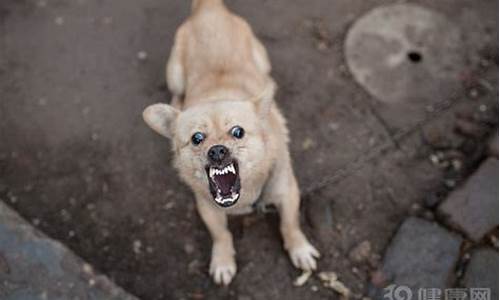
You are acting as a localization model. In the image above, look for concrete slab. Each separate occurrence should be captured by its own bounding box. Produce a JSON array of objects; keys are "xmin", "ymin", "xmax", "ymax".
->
[
  {"xmin": 463, "ymin": 248, "xmax": 499, "ymax": 300},
  {"xmin": 0, "ymin": 201, "xmax": 137, "ymax": 300},
  {"xmin": 381, "ymin": 217, "xmax": 462, "ymax": 290},
  {"xmin": 438, "ymin": 158, "xmax": 499, "ymax": 241}
]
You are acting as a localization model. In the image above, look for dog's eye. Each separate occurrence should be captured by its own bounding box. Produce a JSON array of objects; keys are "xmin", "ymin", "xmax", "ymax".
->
[
  {"xmin": 191, "ymin": 132, "xmax": 205, "ymax": 145},
  {"xmin": 230, "ymin": 126, "xmax": 245, "ymax": 139}
]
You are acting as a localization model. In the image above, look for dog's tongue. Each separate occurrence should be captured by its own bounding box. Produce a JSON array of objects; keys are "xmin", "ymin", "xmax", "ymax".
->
[{"xmin": 213, "ymin": 173, "xmax": 237, "ymax": 196}]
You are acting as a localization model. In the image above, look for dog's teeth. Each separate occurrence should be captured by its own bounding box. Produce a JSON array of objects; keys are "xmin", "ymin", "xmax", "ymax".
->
[
  {"xmin": 229, "ymin": 164, "xmax": 235, "ymax": 174},
  {"xmin": 210, "ymin": 168, "xmax": 215, "ymax": 177}
]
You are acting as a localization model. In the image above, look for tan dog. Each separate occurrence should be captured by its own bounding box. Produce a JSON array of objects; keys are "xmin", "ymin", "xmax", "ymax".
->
[{"xmin": 143, "ymin": 0, "xmax": 319, "ymax": 285}]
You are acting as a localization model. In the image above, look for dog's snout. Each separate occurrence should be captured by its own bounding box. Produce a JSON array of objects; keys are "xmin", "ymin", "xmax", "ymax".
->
[{"xmin": 208, "ymin": 145, "xmax": 229, "ymax": 164}]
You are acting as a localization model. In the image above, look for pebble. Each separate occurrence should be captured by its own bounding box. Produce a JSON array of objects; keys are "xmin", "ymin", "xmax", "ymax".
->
[
  {"xmin": 133, "ymin": 240, "xmax": 142, "ymax": 254},
  {"xmin": 54, "ymin": 17, "xmax": 64, "ymax": 26},
  {"xmin": 184, "ymin": 243, "xmax": 194, "ymax": 255},
  {"xmin": 349, "ymin": 241, "xmax": 372, "ymax": 263},
  {"xmin": 163, "ymin": 202, "xmax": 175, "ymax": 210},
  {"xmin": 468, "ymin": 88, "xmax": 479, "ymax": 98},
  {"xmin": 137, "ymin": 51, "xmax": 148, "ymax": 61},
  {"xmin": 302, "ymin": 138, "xmax": 315, "ymax": 150},
  {"xmin": 37, "ymin": 0, "xmax": 47, "ymax": 7}
]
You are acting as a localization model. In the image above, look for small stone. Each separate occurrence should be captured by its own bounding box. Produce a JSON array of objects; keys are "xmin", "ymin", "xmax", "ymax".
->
[
  {"xmin": 479, "ymin": 104, "xmax": 487, "ymax": 112},
  {"xmin": 60, "ymin": 209, "xmax": 71, "ymax": 222},
  {"xmin": 468, "ymin": 88, "xmax": 479, "ymax": 98},
  {"xmin": 438, "ymin": 158, "xmax": 498, "ymax": 241},
  {"xmin": 451, "ymin": 159, "xmax": 462, "ymax": 171},
  {"xmin": 82, "ymin": 263, "xmax": 93, "ymax": 274},
  {"xmin": 38, "ymin": 98, "xmax": 47, "ymax": 106},
  {"xmin": 381, "ymin": 217, "xmax": 462, "ymax": 290},
  {"xmin": 37, "ymin": 0, "xmax": 47, "ymax": 7},
  {"xmin": 293, "ymin": 270, "xmax": 312, "ymax": 287},
  {"xmin": 184, "ymin": 243, "xmax": 194, "ymax": 255},
  {"xmin": 463, "ymin": 248, "xmax": 498, "ymax": 300},
  {"xmin": 444, "ymin": 179, "xmax": 456, "ymax": 188},
  {"xmin": 54, "ymin": 17, "xmax": 64, "ymax": 26},
  {"xmin": 9, "ymin": 195, "xmax": 17, "ymax": 204},
  {"xmin": 410, "ymin": 203, "xmax": 422, "ymax": 214},
  {"xmin": 349, "ymin": 241, "xmax": 372, "ymax": 263},
  {"xmin": 302, "ymin": 138, "xmax": 315, "ymax": 150},
  {"xmin": 137, "ymin": 51, "xmax": 148, "ymax": 61},
  {"xmin": 101, "ymin": 228, "xmax": 110, "ymax": 237},
  {"xmin": 328, "ymin": 122, "xmax": 340, "ymax": 131},
  {"xmin": 133, "ymin": 240, "xmax": 142, "ymax": 254},
  {"xmin": 163, "ymin": 202, "xmax": 175, "ymax": 210}
]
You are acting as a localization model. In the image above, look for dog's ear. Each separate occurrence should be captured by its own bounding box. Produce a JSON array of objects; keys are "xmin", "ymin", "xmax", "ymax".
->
[
  {"xmin": 253, "ymin": 80, "xmax": 276, "ymax": 117},
  {"xmin": 143, "ymin": 103, "xmax": 180, "ymax": 139}
]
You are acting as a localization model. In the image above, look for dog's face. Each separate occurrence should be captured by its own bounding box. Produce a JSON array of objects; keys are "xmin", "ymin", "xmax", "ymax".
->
[{"xmin": 143, "ymin": 97, "xmax": 273, "ymax": 208}]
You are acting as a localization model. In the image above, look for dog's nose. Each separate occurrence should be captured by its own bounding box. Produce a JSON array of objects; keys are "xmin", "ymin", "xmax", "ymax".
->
[{"xmin": 208, "ymin": 145, "xmax": 229, "ymax": 164}]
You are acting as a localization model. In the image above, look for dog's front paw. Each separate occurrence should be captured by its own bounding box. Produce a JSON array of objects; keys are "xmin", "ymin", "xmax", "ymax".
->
[
  {"xmin": 209, "ymin": 253, "xmax": 237, "ymax": 285},
  {"xmin": 288, "ymin": 241, "xmax": 320, "ymax": 271}
]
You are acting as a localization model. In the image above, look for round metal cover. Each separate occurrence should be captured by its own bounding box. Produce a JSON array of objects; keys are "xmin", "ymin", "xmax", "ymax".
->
[{"xmin": 345, "ymin": 4, "xmax": 464, "ymax": 104}]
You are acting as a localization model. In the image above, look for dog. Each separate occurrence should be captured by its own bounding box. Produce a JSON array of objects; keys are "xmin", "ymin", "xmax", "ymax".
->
[{"xmin": 143, "ymin": 0, "xmax": 319, "ymax": 285}]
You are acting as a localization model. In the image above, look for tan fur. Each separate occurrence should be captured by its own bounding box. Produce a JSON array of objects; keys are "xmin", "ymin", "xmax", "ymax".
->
[{"xmin": 143, "ymin": 0, "xmax": 319, "ymax": 285}]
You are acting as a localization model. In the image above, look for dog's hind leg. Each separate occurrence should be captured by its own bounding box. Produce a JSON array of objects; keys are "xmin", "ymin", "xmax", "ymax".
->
[
  {"xmin": 250, "ymin": 36, "xmax": 271, "ymax": 75},
  {"xmin": 166, "ymin": 29, "xmax": 186, "ymax": 110}
]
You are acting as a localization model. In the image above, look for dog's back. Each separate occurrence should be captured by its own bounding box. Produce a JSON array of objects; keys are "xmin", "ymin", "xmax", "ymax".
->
[{"xmin": 171, "ymin": 0, "xmax": 271, "ymax": 106}]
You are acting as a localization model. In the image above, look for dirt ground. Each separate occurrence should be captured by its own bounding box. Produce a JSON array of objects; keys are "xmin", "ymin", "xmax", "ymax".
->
[{"xmin": 0, "ymin": 0, "xmax": 498, "ymax": 299}]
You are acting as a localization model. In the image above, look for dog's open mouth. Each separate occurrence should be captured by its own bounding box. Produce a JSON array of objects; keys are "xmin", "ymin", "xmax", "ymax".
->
[{"xmin": 206, "ymin": 161, "xmax": 240, "ymax": 207}]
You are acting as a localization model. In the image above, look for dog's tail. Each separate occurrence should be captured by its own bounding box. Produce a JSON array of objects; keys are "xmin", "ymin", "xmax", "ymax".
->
[{"xmin": 191, "ymin": 0, "xmax": 226, "ymax": 12}]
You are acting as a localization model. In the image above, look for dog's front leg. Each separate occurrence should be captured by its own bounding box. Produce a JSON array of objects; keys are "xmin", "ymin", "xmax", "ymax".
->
[
  {"xmin": 265, "ymin": 156, "xmax": 320, "ymax": 271},
  {"xmin": 196, "ymin": 196, "xmax": 237, "ymax": 285}
]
